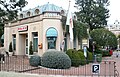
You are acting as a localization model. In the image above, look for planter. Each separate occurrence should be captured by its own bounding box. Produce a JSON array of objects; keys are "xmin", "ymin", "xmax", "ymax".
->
[{"xmin": 9, "ymin": 52, "xmax": 13, "ymax": 56}]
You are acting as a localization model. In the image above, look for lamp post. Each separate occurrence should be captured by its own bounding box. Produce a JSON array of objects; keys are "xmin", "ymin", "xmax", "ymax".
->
[{"xmin": 93, "ymin": 41, "xmax": 96, "ymax": 62}]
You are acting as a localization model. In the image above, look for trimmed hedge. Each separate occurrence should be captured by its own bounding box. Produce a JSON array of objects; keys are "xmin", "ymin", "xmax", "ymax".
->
[
  {"xmin": 87, "ymin": 51, "xmax": 93, "ymax": 62},
  {"xmin": 77, "ymin": 51, "xmax": 86, "ymax": 65},
  {"xmin": 29, "ymin": 55, "xmax": 41, "ymax": 67},
  {"xmin": 66, "ymin": 49, "xmax": 80, "ymax": 67},
  {"xmin": 41, "ymin": 50, "xmax": 71, "ymax": 69}
]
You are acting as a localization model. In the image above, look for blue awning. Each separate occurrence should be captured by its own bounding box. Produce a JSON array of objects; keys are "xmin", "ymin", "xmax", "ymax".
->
[{"xmin": 46, "ymin": 28, "xmax": 58, "ymax": 37}]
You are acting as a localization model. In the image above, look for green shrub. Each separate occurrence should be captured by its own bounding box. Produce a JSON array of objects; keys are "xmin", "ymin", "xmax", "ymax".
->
[
  {"xmin": 66, "ymin": 49, "xmax": 76, "ymax": 58},
  {"xmin": 41, "ymin": 50, "xmax": 71, "ymax": 69},
  {"xmin": 77, "ymin": 51, "xmax": 86, "ymax": 65},
  {"xmin": 102, "ymin": 50, "xmax": 110, "ymax": 57},
  {"xmin": 95, "ymin": 49, "xmax": 103, "ymax": 54},
  {"xmin": 87, "ymin": 51, "xmax": 93, "ymax": 63},
  {"xmin": 29, "ymin": 41, "xmax": 33, "ymax": 55},
  {"xmin": 96, "ymin": 54, "xmax": 102, "ymax": 63},
  {"xmin": 66, "ymin": 49, "xmax": 80, "ymax": 67},
  {"xmin": 29, "ymin": 55, "xmax": 41, "ymax": 67}
]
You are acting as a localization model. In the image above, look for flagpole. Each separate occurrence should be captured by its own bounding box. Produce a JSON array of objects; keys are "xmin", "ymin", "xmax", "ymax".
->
[{"xmin": 64, "ymin": 0, "xmax": 71, "ymax": 52}]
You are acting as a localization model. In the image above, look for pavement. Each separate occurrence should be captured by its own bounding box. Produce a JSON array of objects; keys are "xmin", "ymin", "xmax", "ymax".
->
[{"xmin": 0, "ymin": 72, "xmax": 113, "ymax": 77}]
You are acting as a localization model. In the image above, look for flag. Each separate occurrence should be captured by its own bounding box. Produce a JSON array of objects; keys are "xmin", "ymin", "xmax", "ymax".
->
[{"xmin": 66, "ymin": 4, "xmax": 73, "ymax": 42}]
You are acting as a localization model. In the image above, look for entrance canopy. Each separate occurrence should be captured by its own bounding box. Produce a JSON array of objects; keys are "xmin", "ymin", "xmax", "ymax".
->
[{"xmin": 46, "ymin": 28, "xmax": 58, "ymax": 37}]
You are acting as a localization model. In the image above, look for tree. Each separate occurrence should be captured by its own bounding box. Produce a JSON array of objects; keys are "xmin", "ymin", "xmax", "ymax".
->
[
  {"xmin": 90, "ymin": 28, "xmax": 117, "ymax": 49},
  {"xmin": 75, "ymin": 0, "xmax": 110, "ymax": 30},
  {"xmin": 73, "ymin": 20, "xmax": 88, "ymax": 48},
  {"xmin": 0, "ymin": 0, "xmax": 27, "ymax": 38}
]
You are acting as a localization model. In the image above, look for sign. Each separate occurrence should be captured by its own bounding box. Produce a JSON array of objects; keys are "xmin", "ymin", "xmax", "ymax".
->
[
  {"xmin": 18, "ymin": 26, "xmax": 28, "ymax": 32},
  {"xmin": 92, "ymin": 64, "xmax": 100, "ymax": 74},
  {"xmin": 83, "ymin": 46, "xmax": 87, "ymax": 57},
  {"xmin": 60, "ymin": 40, "xmax": 65, "ymax": 51}
]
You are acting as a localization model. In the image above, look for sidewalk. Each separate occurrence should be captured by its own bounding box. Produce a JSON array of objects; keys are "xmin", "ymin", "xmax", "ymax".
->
[{"xmin": 0, "ymin": 71, "xmax": 113, "ymax": 77}]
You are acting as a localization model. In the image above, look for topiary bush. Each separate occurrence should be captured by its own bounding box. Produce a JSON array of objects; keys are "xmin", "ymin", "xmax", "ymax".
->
[
  {"xmin": 41, "ymin": 50, "xmax": 71, "ymax": 69},
  {"xmin": 77, "ymin": 51, "xmax": 86, "ymax": 65},
  {"xmin": 66, "ymin": 49, "xmax": 76, "ymax": 59},
  {"xmin": 87, "ymin": 51, "xmax": 93, "ymax": 63},
  {"xmin": 29, "ymin": 55, "xmax": 41, "ymax": 67},
  {"xmin": 66, "ymin": 49, "xmax": 80, "ymax": 67}
]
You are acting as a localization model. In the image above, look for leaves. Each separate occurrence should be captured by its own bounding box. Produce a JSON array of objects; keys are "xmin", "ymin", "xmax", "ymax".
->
[
  {"xmin": 75, "ymin": 0, "xmax": 110, "ymax": 30},
  {"xmin": 90, "ymin": 28, "xmax": 117, "ymax": 48},
  {"xmin": 0, "ymin": 0, "xmax": 27, "ymax": 39},
  {"xmin": 73, "ymin": 20, "xmax": 88, "ymax": 41}
]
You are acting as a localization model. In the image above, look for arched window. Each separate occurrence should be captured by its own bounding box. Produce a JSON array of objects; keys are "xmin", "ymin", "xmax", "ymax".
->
[
  {"xmin": 46, "ymin": 28, "xmax": 58, "ymax": 49},
  {"xmin": 61, "ymin": 10, "xmax": 64, "ymax": 15},
  {"xmin": 26, "ymin": 11, "xmax": 31, "ymax": 17},
  {"xmin": 35, "ymin": 9, "xmax": 40, "ymax": 15},
  {"xmin": 20, "ymin": 14, "xmax": 23, "ymax": 19}
]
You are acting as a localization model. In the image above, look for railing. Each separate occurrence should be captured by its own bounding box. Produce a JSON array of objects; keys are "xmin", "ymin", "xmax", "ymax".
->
[{"xmin": 0, "ymin": 55, "xmax": 117, "ymax": 77}]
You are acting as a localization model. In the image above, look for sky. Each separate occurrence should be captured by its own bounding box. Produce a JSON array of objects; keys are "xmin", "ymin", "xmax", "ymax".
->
[{"xmin": 23, "ymin": 0, "xmax": 120, "ymax": 25}]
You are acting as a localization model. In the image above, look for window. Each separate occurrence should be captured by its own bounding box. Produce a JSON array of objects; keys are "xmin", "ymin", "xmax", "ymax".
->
[
  {"xmin": 46, "ymin": 28, "xmax": 58, "ymax": 49},
  {"xmin": 47, "ymin": 37, "xmax": 56, "ymax": 49},
  {"xmin": 33, "ymin": 32, "xmax": 38, "ymax": 52},
  {"xmin": 20, "ymin": 14, "xmax": 23, "ymax": 19},
  {"xmin": 26, "ymin": 11, "xmax": 31, "ymax": 17},
  {"xmin": 35, "ymin": 9, "xmax": 40, "ymax": 15},
  {"xmin": 13, "ymin": 35, "xmax": 16, "ymax": 50}
]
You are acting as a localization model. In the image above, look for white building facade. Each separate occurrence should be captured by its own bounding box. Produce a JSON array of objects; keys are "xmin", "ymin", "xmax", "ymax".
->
[{"xmin": 4, "ymin": 3, "xmax": 81, "ymax": 56}]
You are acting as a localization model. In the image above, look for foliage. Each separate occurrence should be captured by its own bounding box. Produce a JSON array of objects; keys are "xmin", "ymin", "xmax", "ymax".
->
[
  {"xmin": 73, "ymin": 20, "xmax": 88, "ymax": 48},
  {"xmin": 41, "ymin": 50, "xmax": 71, "ymax": 69},
  {"xmin": 29, "ymin": 41, "xmax": 33, "ymax": 55},
  {"xmin": 96, "ymin": 54, "xmax": 102, "ymax": 62},
  {"xmin": 87, "ymin": 51, "xmax": 93, "ymax": 62},
  {"xmin": 0, "ymin": 0, "xmax": 27, "ymax": 39},
  {"xmin": 75, "ymin": 0, "xmax": 110, "ymax": 30},
  {"xmin": 118, "ymin": 34, "xmax": 120, "ymax": 39},
  {"xmin": 77, "ymin": 50, "xmax": 86, "ymax": 65},
  {"xmin": 66, "ymin": 49, "xmax": 83, "ymax": 67},
  {"xmin": 73, "ymin": 20, "xmax": 88, "ymax": 40},
  {"xmin": 29, "ymin": 55, "xmax": 41, "ymax": 67},
  {"xmin": 9, "ymin": 42, "xmax": 13, "ymax": 52},
  {"xmin": 102, "ymin": 50, "xmax": 111, "ymax": 57},
  {"xmin": 90, "ymin": 28, "xmax": 117, "ymax": 49}
]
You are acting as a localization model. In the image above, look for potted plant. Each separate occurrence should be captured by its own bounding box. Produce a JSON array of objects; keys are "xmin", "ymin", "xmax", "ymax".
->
[
  {"xmin": 29, "ymin": 41, "xmax": 33, "ymax": 55},
  {"xmin": 9, "ymin": 42, "xmax": 13, "ymax": 56}
]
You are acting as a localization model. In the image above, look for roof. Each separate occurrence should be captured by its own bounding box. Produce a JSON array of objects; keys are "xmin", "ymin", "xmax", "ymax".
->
[{"xmin": 19, "ymin": 2, "xmax": 66, "ymax": 19}]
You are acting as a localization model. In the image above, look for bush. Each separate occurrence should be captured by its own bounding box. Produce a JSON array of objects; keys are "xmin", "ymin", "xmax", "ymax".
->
[
  {"xmin": 66, "ymin": 49, "xmax": 76, "ymax": 58},
  {"xmin": 41, "ymin": 50, "xmax": 71, "ymax": 69},
  {"xmin": 29, "ymin": 55, "xmax": 41, "ymax": 67},
  {"xmin": 66, "ymin": 49, "xmax": 80, "ymax": 67},
  {"xmin": 87, "ymin": 51, "xmax": 93, "ymax": 63},
  {"xmin": 77, "ymin": 51, "xmax": 86, "ymax": 65},
  {"xmin": 102, "ymin": 50, "xmax": 110, "ymax": 57}
]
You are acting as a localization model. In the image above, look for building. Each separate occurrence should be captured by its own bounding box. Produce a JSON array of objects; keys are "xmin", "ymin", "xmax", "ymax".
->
[
  {"xmin": 4, "ymin": 3, "xmax": 82, "ymax": 56},
  {"xmin": 106, "ymin": 20, "xmax": 120, "ymax": 49},
  {"xmin": 106, "ymin": 21, "xmax": 120, "ymax": 37}
]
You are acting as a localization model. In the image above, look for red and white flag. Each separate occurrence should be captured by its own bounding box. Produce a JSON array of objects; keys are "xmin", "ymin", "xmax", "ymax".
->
[{"xmin": 66, "ymin": 4, "xmax": 73, "ymax": 42}]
